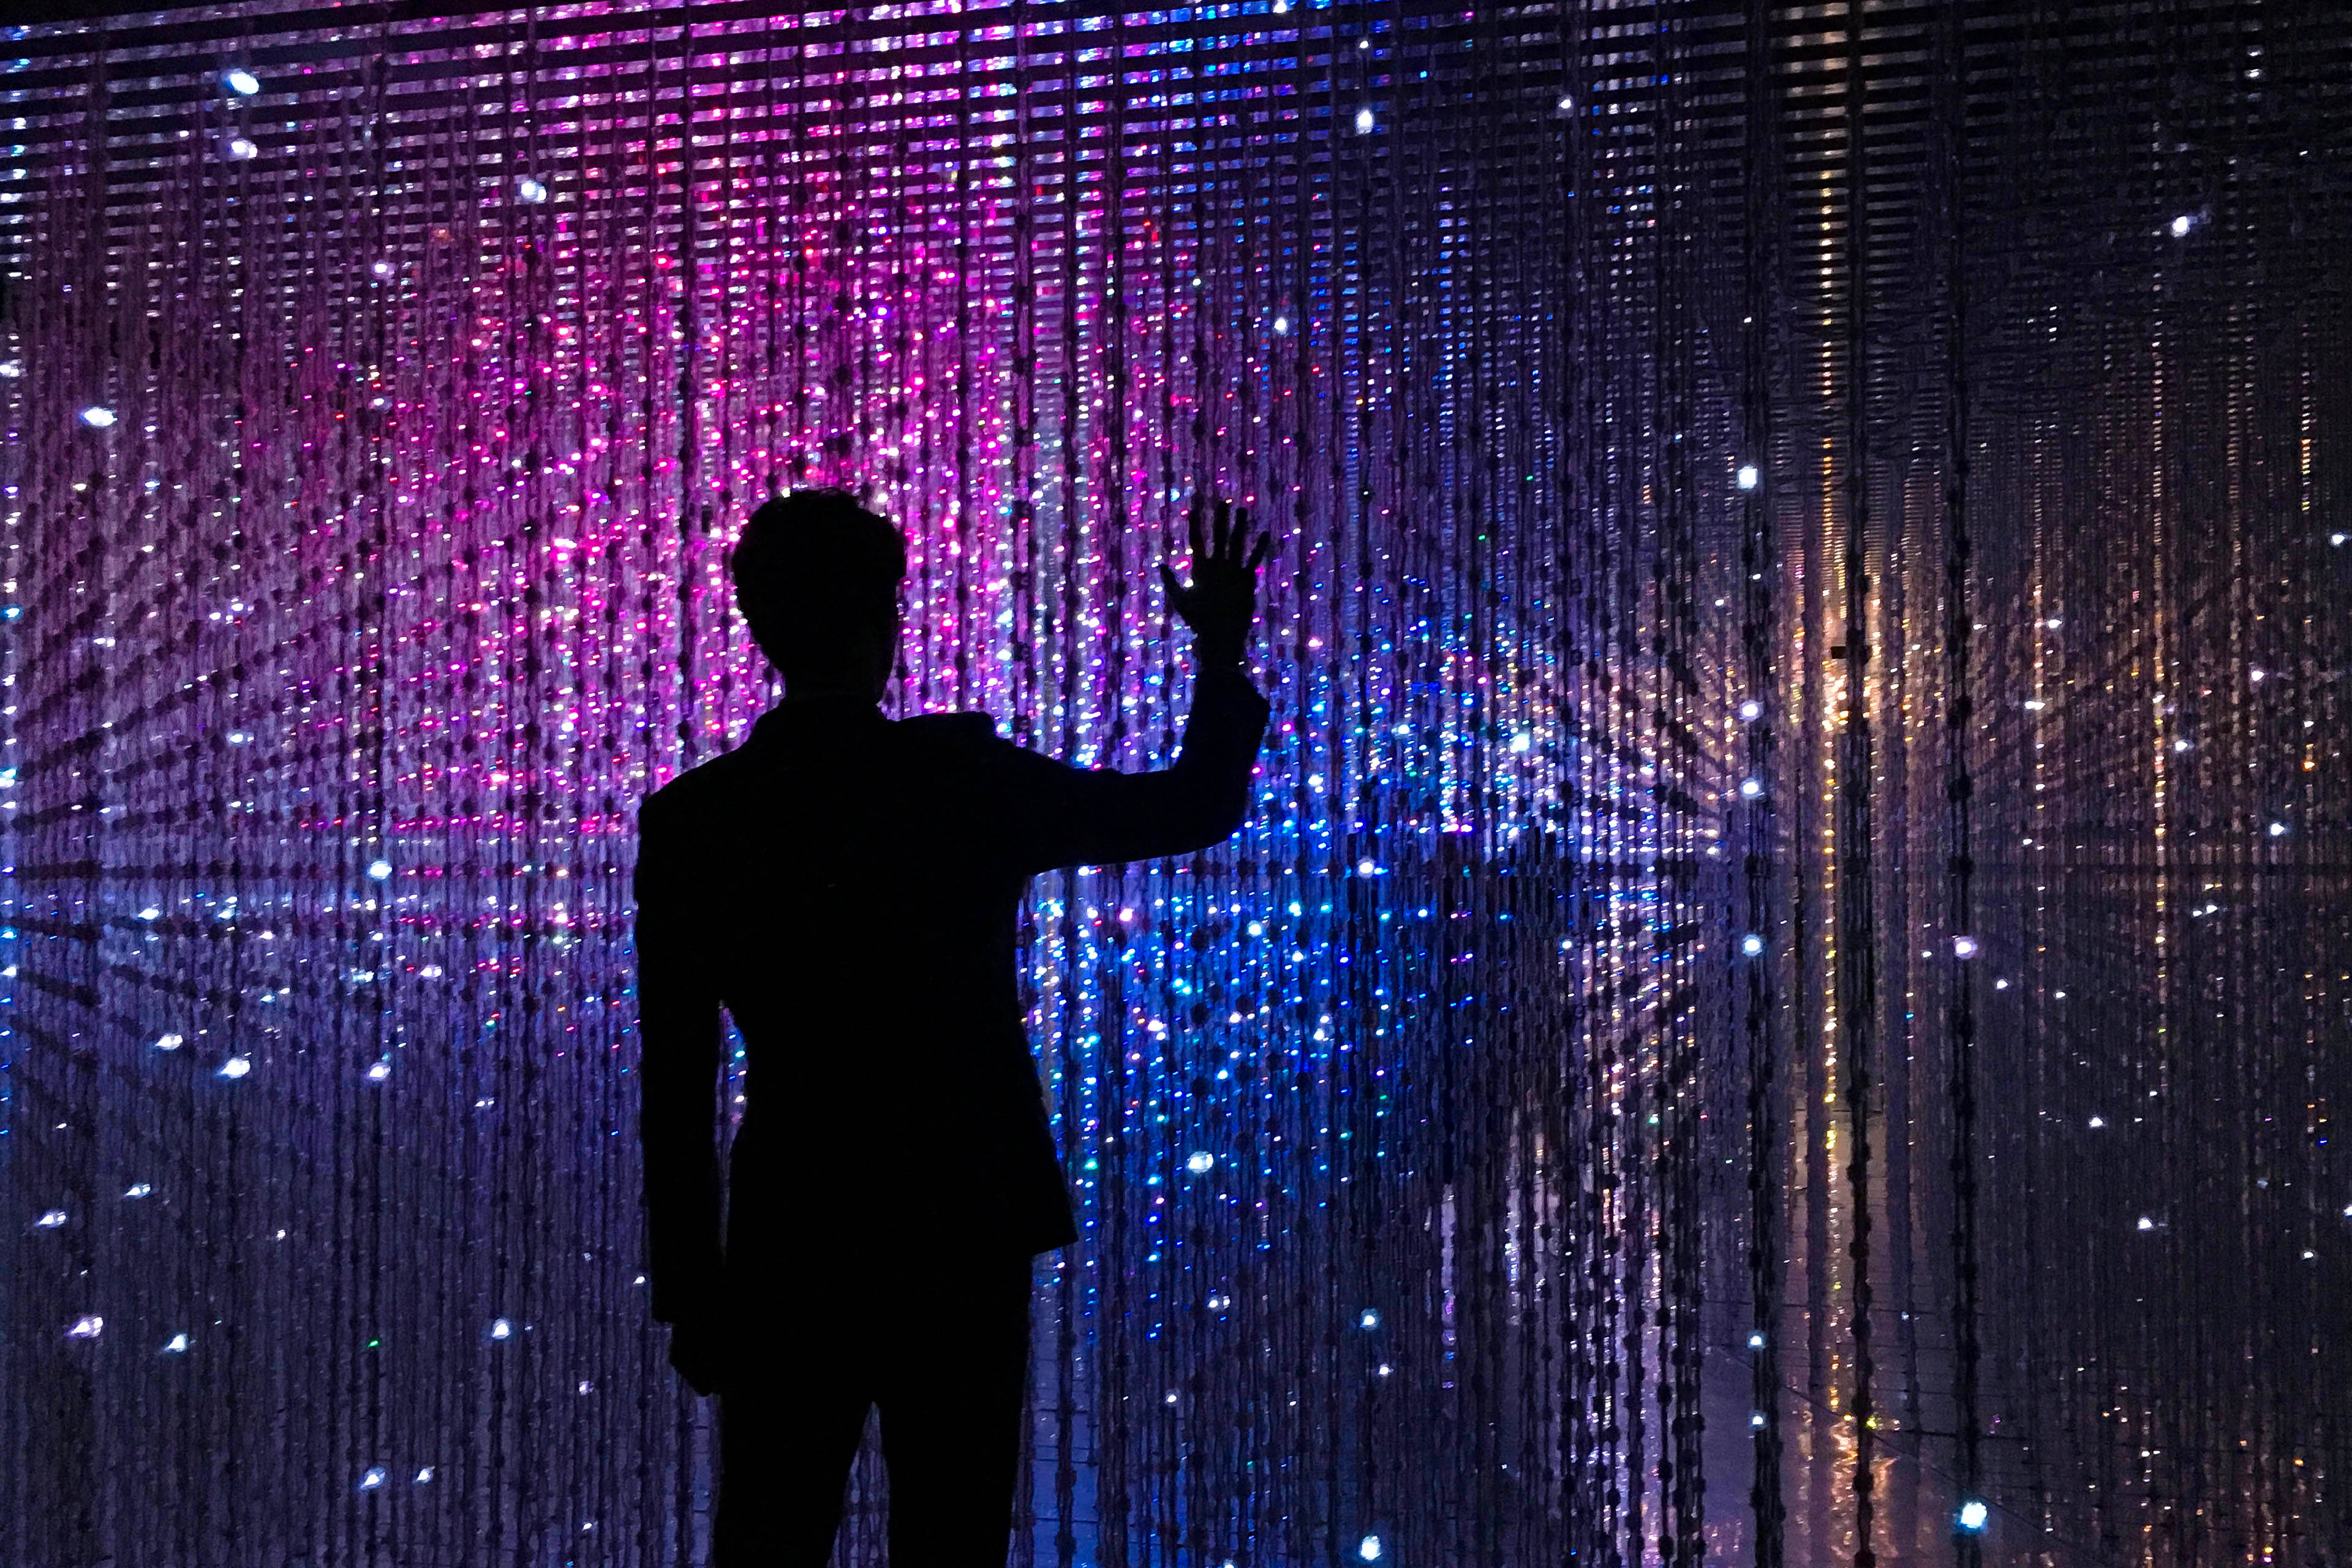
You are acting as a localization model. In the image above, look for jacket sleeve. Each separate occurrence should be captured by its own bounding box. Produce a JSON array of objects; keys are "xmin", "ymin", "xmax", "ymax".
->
[
  {"xmin": 995, "ymin": 665, "xmax": 1273, "ymax": 876},
  {"xmin": 631, "ymin": 793, "xmax": 726, "ymax": 1324}
]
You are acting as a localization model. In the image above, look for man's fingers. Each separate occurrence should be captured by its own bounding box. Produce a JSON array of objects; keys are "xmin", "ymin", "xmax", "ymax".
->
[
  {"xmin": 1158, "ymin": 560, "xmax": 1184, "ymax": 601},
  {"xmin": 1246, "ymin": 532, "xmax": 1273, "ymax": 572},
  {"xmin": 1188, "ymin": 499, "xmax": 1207, "ymax": 567}
]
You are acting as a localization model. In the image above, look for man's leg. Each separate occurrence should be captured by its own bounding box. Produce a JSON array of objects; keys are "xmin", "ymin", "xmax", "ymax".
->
[
  {"xmin": 875, "ymin": 1248, "xmax": 1036, "ymax": 1567},
  {"xmin": 712, "ymin": 1336, "xmax": 872, "ymax": 1565}
]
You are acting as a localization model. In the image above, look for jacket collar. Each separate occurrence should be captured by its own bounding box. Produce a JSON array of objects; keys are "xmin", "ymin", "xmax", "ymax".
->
[{"xmin": 748, "ymin": 696, "xmax": 889, "ymax": 748}]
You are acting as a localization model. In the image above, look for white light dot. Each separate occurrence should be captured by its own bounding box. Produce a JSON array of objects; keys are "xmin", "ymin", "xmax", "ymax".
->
[
  {"xmin": 1186, "ymin": 1151, "xmax": 1215, "ymax": 1175},
  {"xmin": 1359, "ymin": 1534, "xmax": 1383, "ymax": 1562},
  {"xmin": 1377, "ymin": 1362, "xmax": 1392, "ymax": 1376},
  {"xmin": 80, "ymin": 406, "xmax": 116, "ymax": 429},
  {"xmin": 368, "ymin": 859, "xmax": 393, "ymax": 880},
  {"xmin": 1739, "ymin": 778, "xmax": 1763, "ymax": 799},
  {"xmin": 360, "ymin": 1466, "xmax": 386, "ymax": 1490},
  {"xmin": 1959, "ymin": 1499, "xmax": 1990, "ymax": 1531},
  {"xmin": 490, "ymin": 1318, "xmax": 514, "ymax": 1340},
  {"xmin": 224, "ymin": 69, "xmax": 261, "ymax": 96},
  {"xmin": 1953, "ymin": 935, "xmax": 1979, "ymax": 959},
  {"xmin": 1747, "ymin": 1330, "xmax": 1766, "ymax": 1349},
  {"xmin": 37, "ymin": 1208, "xmax": 67, "ymax": 1228},
  {"xmin": 371, "ymin": 259, "xmax": 396, "ymax": 281},
  {"xmin": 578, "ymin": 1379, "xmax": 595, "ymax": 1394},
  {"xmin": 153, "ymin": 1031, "xmax": 183, "ymax": 1050},
  {"xmin": 162, "ymin": 1333, "xmax": 188, "ymax": 1354},
  {"xmin": 2046, "ymin": 617, "xmax": 2064, "ymax": 629},
  {"xmin": 1355, "ymin": 108, "xmax": 1376, "ymax": 134},
  {"xmin": 2136, "ymin": 1216, "xmax": 2155, "ymax": 1231},
  {"xmin": 125, "ymin": 1182, "xmax": 152, "ymax": 1198},
  {"xmin": 1357, "ymin": 859, "xmax": 1379, "ymax": 876},
  {"xmin": 0, "ymin": 360, "xmax": 18, "ymax": 377},
  {"xmin": 1359, "ymin": 1308, "xmax": 1380, "ymax": 1329},
  {"xmin": 366, "ymin": 1060, "xmax": 391, "ymax": 1082},
  {"xmin": 1736, "ymin": 462, "xmax": 1760, "ymax": 490},
  {"xmin": 1750, "ymin": 1411, "xmax": 1766, "ymax": 1428},
  {"xmin": 1165, "ymin": 1390, "xmax": 1179, "ymax": 1404},
  {"xmin": 1741, "ymin": 934, "xmax": 1765, "ymax": 957},
  {"xmin": 2170, "ymin": 214, "xmax": 2192, "ymax": 236},
  {"xmin": 1272, "ymin": 315, "xmax": 1290, "ymax": 335},
  {"xmin": 2088, "ymin": 1115, "xmax": 2106, "ymax": 1129},
  {"xmin": 67, "ymin": 1315, "xmax": 104, "ymax": 1340},
  {"xmin": 217, "ymin": 1057, "xmax": 251, "ymax": 1079},
  {"xmin": 1510, "ymin": 731, "xmax": 1531, "ymax": 753},
  {"xmin": 2331, "ymin": 532, "xmax": 2347, "ymax": 547},
  {"xmin": 225, "ymin": 137, "xmax": 258, "ymax": 161},
  {"xmin": 416, "ymin": 1466, "xmax": 434, "ymax": 1484},
  {"xmin": 1558, "ymin": 95, "xmax": 1575, "ymax": 111},
  {"xmin": 2269, "ymin": 821, "xmax": 2288, "ymax": 837},
  {"xmin": 516, "ymin": 176, "xmax": 548, "ymax": 204},
  {"xmin": 1739, "ymin": 699, "xmax": 1763, "ymax": 722}
]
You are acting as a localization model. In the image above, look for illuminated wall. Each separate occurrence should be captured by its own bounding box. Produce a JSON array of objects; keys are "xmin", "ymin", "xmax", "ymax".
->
[
  {"xmin": 0, "ymin": 4, "xmax": 1742, "ymax": 1564},
  {"xmin": 4, "ymin": 2, "xmax": 2348, "ymax": 1566}
]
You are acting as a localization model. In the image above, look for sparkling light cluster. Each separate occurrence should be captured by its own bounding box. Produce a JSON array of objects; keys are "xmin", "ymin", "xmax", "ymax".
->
[
  {"xmin": 0, "ymin": 6, "xmax": 1732, "ymax": 1564},
  {"xmin": 4, "ymin": 2, "xmax": 2348, "ymax": 1566}
]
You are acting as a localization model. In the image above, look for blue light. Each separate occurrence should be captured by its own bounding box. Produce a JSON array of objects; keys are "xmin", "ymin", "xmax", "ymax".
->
[{"xmin": 1958, "ymin": 1499, "xmax": 1989, "ymax": 1531}]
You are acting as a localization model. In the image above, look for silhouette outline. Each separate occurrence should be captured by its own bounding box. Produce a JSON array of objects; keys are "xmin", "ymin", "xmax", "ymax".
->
[{"xmin": 633, "ymin": 488, "xmax": 1273, "ymax": 1565}]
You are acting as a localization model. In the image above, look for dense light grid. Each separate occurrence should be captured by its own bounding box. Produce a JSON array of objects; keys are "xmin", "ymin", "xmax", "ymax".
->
[{"xmin": 1, "ymin": 2, "xmax": 2348, "ymax": 1567}]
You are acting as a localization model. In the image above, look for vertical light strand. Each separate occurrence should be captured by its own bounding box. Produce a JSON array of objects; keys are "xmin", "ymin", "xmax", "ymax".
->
[{"xmin": 1836, "ymin": 2, "xmax": 1881, "ymax": 1562}]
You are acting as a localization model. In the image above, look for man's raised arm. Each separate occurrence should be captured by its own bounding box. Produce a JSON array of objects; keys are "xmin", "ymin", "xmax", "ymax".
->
[{"xmin": 996, "ymin": 499, "xmax": 1275, "ymax": 875}]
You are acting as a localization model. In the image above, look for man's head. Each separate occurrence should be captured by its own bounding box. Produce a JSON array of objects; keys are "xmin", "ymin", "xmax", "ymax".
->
[{"xmin": 730, "ymin": 487, "xmax": 907, "ymax": 699}]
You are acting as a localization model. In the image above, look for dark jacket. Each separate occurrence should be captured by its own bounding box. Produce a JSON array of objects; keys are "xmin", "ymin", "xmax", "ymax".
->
[{"xmin": 632, "ymin": 666, "xmax": 1271, "ymax": 1322}]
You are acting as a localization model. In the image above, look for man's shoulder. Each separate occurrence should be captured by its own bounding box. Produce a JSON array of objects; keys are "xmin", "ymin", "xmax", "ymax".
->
[{"xmin": 639, "ymin": 748, "xmax": 753, "ymax": 826}]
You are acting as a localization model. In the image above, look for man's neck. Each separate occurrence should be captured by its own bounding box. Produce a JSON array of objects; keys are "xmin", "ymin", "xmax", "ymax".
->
[{"xmin": 778, "ymin": 684, "xmax": 881, "ymax": 707}]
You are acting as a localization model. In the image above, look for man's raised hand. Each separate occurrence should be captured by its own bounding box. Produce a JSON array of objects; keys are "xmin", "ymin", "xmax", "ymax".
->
[{"xmin": 1157, "ymin": 497, "xmax": 1272, "ymax": 668}]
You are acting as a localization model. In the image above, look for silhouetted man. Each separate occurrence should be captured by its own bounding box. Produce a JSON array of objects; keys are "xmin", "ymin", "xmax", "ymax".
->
[{"xmin": 633, "ymin": 488, "xmax": 1272, "ymax": 1566}]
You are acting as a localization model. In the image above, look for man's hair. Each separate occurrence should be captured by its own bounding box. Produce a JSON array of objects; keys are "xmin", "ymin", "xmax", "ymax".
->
[{"xmin": 730, "ymin": 487, "xmax": 907, "ymax": 675}]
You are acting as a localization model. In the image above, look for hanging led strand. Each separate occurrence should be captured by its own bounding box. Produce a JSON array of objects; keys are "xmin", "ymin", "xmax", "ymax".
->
[
  {"xmin": 1836, "ymin": 2, "xmax": 1882, "ymax": 1563},
  {"xmin": 1739, "ymin": 0, "xmax": 1787, "ymax": 1554},
  {"xmin": 1938, "ymin": 0, "xmax": 1986, "ymax": 1550}
]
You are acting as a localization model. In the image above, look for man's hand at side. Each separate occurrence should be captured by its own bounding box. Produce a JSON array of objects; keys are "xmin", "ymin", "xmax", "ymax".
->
[{"xmin": 666, "ymin": 1309, "xmax": 728, "ymax": 1398}]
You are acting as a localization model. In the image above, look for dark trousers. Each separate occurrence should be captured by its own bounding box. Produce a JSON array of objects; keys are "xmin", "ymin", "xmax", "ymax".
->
[{"xmin": 712, "ymin": 1245, "xmax": 1035, "ymax": 1567}]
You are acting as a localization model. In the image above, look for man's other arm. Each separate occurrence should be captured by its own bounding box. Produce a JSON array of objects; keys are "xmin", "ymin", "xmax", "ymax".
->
[
  {"xmin": 995, "ymin": 662, "xmax": 1272, "ymax": 875},
  {"xmin": 631, "ymin": 794, "xmax": 726, "ymax": 1326}
]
